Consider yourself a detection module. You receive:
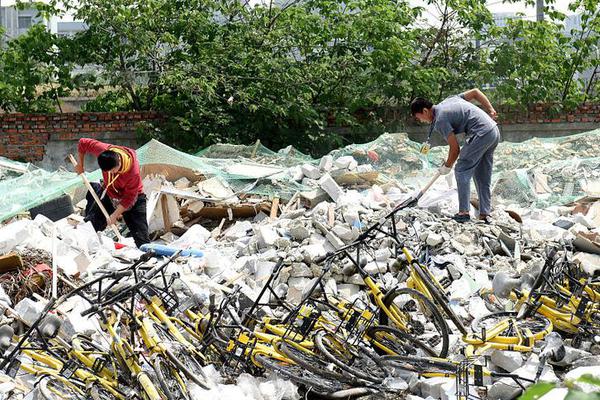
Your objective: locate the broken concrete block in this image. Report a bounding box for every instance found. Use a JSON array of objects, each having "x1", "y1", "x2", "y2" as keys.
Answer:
[
  {"x1": 290, "y1": 262, "x2": 312, "y2": 278},
  {"x1": 374, "y1": 248, "x2": 392, "y2": 261},
  {"x1": 290, "y1": 166, "x2": 304, "y2": 182},
  {"x1": 426, "y1": 232, "x2": 444, "y2": 247},
  {"x1": 289, "y1": 223, "x2": 311, "y2": 241},
  {"x1": 337, "y1": 284, "x2": 360, "y2": 299},
  {"x1": 254, "y1": 261, "x2": 276, "y2": 284},
  {"x1": 573, "y1": 252, "x2": 600, "y2": 276},
  {"x1": 573, "y1": 213, "x2": 595, "y2": 229},
  {"x1": 419, "y1": 376, "x2": 454, "y2": 399},
  {"x1": 334, "y1": 156, "x2": 358, "y2": 170},
  {"x1": 301, "y1": 164, "x2": 321, "y2": 180},
  {"x1": 565, "y1": 366, "x2": 600, "y2": 392},
  {"x1": 331, "y1": 224, "x2": 357, "y2": 242},
  {"x1": 488, "y1": 354, "x2": 558, "y2": 400},
  {"x1": 171, "y1": 224, "x2": 212, "y2": 248},
  {"x1": 186, "y1": 200, "x2": 205, "y2": 214},
  {"x1": 342, "y1": 208, "x2": 361, "y2": 227},
  {"x1": 364, "y1": 261, "x2": 387, "y2": 275},
  {"x1": 552, "y1": 345, "x2": 593, "y2": 367},
  {"x1": 0, "y1": 219, "x2": 32, "y2": 254},
  {"x1": 300, "y1": 188, "x2": 329, "y2": 208},
  {"x1": 491, "y1": 350, "x2": 524, "y2": 372},
  {"x1": 345, "y1": 273, "x2": 365, "y2": 285},
  {"x1": 302, "y1": 244, "x2": 327, "y2": 263},
  {"x1": 319, "y1": 155, "x2": 334, "y2": 171},
  {"x1": 174, "y1": 177, "x2": 191, "y2": 189},
  {"x1": 224, "y1": 221, "x2": 254, "y2": 241},
  {"x1": 287, "y1": 277, "x2": 313, "y2": 303},
  {"x1": 325, "y1": 230, "x2": 345, "y2": 250},
  {"x1": 318, "y1": 174, "x2": 343, "y2": 202}
]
